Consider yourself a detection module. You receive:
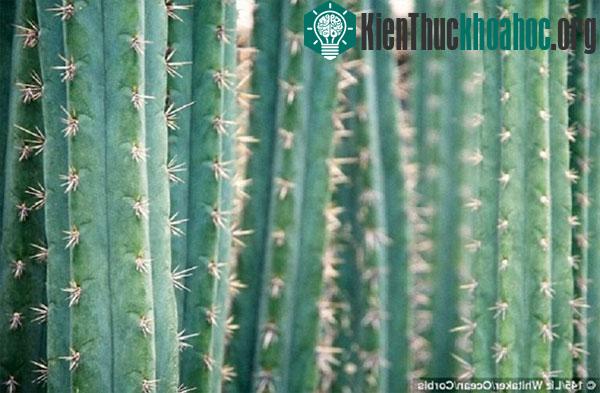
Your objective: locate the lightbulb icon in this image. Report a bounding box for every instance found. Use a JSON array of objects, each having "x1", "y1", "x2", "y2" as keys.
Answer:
[{"x1": 313, "y1": 9, "x2": 347, "y2": 60}]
